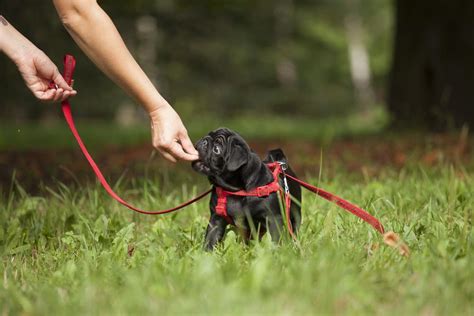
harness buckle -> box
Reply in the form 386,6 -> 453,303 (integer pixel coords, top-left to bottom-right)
277,161 -> 288,171
282,175 -> 290,194
256,187 -> 271,197
277,161 -> 290,194
215,204 -> 226,216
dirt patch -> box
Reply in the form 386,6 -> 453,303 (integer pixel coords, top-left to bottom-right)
0,134 -> 472,193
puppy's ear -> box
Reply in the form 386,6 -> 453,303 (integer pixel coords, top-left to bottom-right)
227,143 -> 249,171
265,148 -> 287,163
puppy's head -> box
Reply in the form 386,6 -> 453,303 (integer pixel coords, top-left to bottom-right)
192,128 -> 250,178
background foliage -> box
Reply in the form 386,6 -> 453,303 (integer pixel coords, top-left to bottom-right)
0,0 -> 392,120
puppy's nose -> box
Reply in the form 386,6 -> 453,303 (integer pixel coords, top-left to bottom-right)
195,139 -> 208,152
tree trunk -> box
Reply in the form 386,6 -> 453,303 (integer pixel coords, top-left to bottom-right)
345,0 -> 375,113
116,15 -> 160,126
274,0 -> 297,88
388,0 -> 474,130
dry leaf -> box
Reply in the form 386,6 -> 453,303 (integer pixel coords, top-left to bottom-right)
365,242 -> 380,256
398,243 -> 410,257
127,244 -> 135,257
383,231 -> 410,257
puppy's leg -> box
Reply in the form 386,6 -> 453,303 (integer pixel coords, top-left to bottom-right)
266,215 -> 285,243
203,214 -> 228,251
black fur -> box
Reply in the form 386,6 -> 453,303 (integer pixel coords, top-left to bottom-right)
192,128 -> 302,251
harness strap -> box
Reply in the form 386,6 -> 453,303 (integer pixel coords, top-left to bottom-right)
59,54 -> 212,215
214,163 -> 282,220
215,187 -> 232,223
215,163 -> 296,238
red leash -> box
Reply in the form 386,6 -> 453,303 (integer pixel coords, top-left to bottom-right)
58,55 -> 391,241
214,162 -> 384,237
286,174 -> 385,234
58,55 -> 212,215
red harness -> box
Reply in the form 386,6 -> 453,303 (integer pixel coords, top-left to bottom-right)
55,54 -> 386,239
215,162 -> 296,237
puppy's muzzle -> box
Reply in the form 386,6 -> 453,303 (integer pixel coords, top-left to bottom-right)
192,138 -> 211,175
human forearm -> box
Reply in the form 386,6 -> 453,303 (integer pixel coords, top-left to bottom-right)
52,0 -> 167,113
53,1 -> 198,161
0,15 -> 35,62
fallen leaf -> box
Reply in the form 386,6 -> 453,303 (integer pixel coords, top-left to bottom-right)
127,244 -> 135,257
383,231 -> 410,257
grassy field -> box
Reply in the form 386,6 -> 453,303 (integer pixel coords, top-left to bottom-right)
1,113 -> 473,314
0,111 -> 388,150
0,162 -> 472,315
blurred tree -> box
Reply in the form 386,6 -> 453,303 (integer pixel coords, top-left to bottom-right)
274,0 -> 297,89
389,0 -> 474,129
344,0 -> 375,114
0,0 -> 393,121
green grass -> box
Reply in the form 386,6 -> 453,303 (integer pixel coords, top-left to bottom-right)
0,110 -> 388,150
0,164 -> 472,315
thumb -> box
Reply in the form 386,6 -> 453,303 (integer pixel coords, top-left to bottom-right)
180,133 -> 199,157
52,68 -> 73,91
168,141 -> 199,162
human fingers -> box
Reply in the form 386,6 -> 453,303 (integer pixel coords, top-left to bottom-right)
167,141 -> 200,162
60,89 -> 78,101
158,148 -> 178,163
36,89 -> 56,102
152,136 -> 184,162
51,69 -> 73,91
34,52 -> 73,92
52,88 -> 64,102
179,132 -> 199,157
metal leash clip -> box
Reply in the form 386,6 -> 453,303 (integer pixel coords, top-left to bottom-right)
277,161 -> 288,171
277,161 -> 290,194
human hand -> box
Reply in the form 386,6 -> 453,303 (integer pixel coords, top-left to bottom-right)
0,15 -> 77,102
14,47 -> 77,102
149,105 -> 199,162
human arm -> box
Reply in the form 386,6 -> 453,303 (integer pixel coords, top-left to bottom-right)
0,15 -> 76,102
52,0 -> 198,162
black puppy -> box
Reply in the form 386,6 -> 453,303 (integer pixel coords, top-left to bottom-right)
192,128 -> 302,251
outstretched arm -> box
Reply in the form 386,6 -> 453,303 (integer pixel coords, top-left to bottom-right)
52,0 -> 199,162
0,15 -> 76,102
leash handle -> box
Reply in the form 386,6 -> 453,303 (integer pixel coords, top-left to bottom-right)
286,174 -> 385,234
62,55 -> 76,86
60,55 -> 211,215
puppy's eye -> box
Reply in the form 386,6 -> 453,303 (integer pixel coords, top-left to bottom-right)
213,145 -> 221,155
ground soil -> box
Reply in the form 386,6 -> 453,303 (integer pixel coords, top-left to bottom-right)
0,134 -> 471,193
